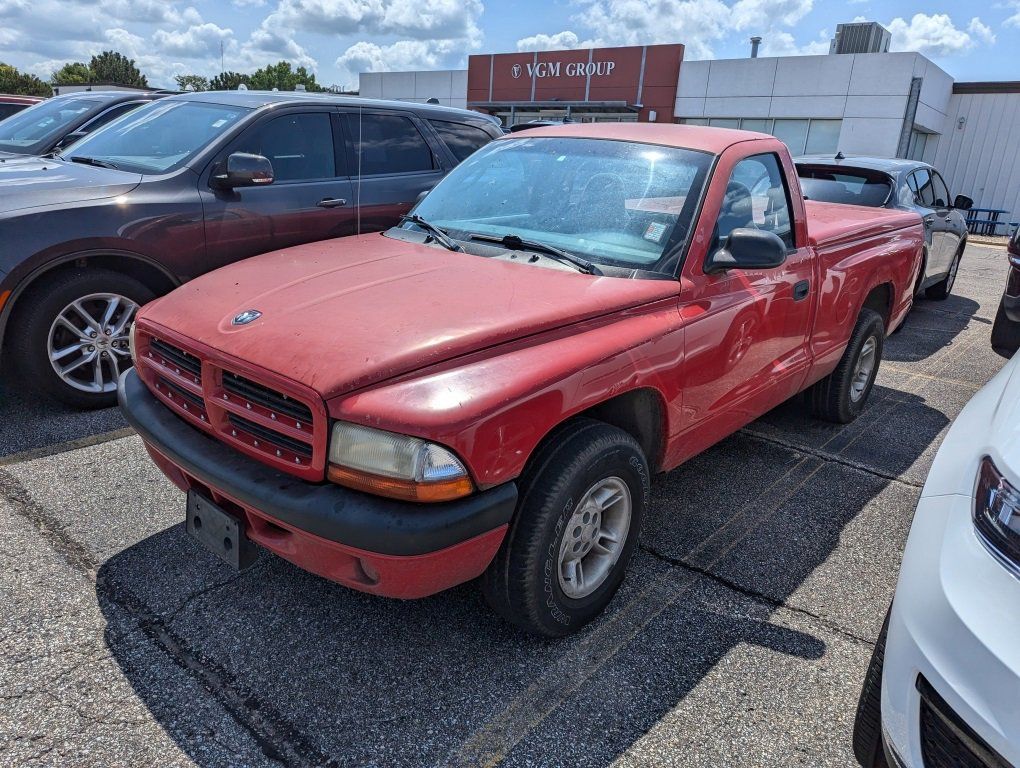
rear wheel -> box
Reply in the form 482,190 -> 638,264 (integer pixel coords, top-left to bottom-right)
853,607 -> 891,767
925,245 -> 963,300
808,308 -> 885,424
481,419 -> 648,637
9,268 -> 153,409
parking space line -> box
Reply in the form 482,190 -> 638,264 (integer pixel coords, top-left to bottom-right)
442,456 -> 825,768
0,427 -> 135,467
880,365 -> 981,391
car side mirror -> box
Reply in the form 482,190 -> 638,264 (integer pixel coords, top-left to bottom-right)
953,194 -> 974,211
55,130 -> 88,150
414,188 -> 430,206
705,229 -> 788,274
211,152 -> 274,190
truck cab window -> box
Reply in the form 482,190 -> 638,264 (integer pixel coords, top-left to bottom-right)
716,153 -> 794,250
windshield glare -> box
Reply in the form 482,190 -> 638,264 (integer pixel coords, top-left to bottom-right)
409,137 -> 713,274
64,100 -> 251,174
0,97 -> 101,154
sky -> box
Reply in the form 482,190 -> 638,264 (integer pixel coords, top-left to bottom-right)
0,0 -> 1013,90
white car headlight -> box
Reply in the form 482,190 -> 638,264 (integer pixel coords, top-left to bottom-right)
974,456 -> 1020,573
128,321 -> 138,366
327,421 -> 473,502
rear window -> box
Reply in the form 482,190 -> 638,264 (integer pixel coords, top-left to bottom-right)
429,120 -> 494,163
345,113 -> 434,175
797,166 -> 893,208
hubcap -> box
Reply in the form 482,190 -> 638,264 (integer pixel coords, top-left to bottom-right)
850,336 -> 878,403
47,293 -> 138,394
557,477 -> 632,599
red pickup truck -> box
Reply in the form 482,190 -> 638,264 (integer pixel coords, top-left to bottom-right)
119,124 -> 923,636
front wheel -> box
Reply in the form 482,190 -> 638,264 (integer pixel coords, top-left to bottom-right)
852,607 -> 890,767
8,268 -> 153,409
481,419 -> 649,637
808,308 -> 885,424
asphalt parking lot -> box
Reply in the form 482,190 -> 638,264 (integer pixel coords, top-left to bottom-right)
0,242 -> 1008,767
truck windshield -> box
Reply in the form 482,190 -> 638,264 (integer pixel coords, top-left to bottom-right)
61,100 -> 251,175
797,166 -> 893,208
0,97 -> 102,155
408,137 -> 714,274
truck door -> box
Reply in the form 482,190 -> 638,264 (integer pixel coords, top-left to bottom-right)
679,151 -> 815,446
200,109 -> 354,271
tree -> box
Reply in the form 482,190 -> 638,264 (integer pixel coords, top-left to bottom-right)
51,61 -> 92,85
174,74 -> 209,92
209,71 -> 248,91
0,63 -> 52,97
247,61 -> 324,92
88,51 -> 148,88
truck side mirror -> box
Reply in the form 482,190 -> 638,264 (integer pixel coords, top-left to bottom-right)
953,194 -> 974,211
705,229 -> 787,274
211,152 -> 274,190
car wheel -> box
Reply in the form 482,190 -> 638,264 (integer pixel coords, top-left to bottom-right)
481,418 -> 649,637
925,246 -> 963,300
9,268 -> 153,409
853,607 -> 891,767
808,308 -> 885,424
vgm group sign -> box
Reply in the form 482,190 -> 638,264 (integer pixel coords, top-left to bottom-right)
512,60 -> 618,79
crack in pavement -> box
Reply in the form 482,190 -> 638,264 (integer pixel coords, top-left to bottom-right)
0,467 -> 328,768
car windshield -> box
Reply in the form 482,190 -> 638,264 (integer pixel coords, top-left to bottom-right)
797,166 -> 893,208
0,97 -> 102,154
62,100 -> 251,174
407,136 -> 714,274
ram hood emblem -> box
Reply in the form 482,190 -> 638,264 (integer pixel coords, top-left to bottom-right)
232,309 -> 262,326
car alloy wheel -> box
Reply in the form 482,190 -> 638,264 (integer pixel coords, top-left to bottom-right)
557,476 -> 632,599
47,292 -> 138,394
850,336 -> 878,403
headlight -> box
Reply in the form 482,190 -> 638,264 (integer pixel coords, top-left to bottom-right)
327,422 -> 474,502
128,321 -> 138,366
974,457 -> 1020,572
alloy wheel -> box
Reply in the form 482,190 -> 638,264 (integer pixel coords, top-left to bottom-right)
47,293 -> 138,394
557,476 -> 632,599
850,336 -> 878,403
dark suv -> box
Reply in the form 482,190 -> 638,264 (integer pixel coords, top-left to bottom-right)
0,91 -> 502,407
0,90 -> 167,158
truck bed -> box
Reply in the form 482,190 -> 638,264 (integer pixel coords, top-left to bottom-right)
804,199 -> 922,249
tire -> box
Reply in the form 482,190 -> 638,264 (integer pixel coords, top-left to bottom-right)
852,606 -> 891,767
481,418 -> 649,637
808,308 -> 885,424
8,268 -> 154,409
925,244 -> 963,300
991,298 -> 1020,359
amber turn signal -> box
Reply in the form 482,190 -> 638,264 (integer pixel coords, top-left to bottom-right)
327,464 -> 474,502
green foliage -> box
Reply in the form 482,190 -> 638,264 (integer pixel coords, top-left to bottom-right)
209,71 -> 248,91
247,61 -> 324,92
174,74 -> 209,92
0,62 -> 52,97
51,61 -> 92,86
88,51 -> 148,88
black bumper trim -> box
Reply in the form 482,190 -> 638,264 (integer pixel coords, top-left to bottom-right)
119,369 -> 518,557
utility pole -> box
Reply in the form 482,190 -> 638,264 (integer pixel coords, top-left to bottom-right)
220,40 -> 224,75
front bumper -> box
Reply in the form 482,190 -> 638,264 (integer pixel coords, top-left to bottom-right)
881,492 -> 1020,767
119,369 -> 518,598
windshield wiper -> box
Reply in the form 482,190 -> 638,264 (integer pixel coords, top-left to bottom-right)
470,233 -> 602,276
69,155 -> 118,170
400,213 -> 462,252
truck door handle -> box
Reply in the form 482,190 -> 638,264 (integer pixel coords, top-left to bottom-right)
317,197 -> 347,208
924,215 -> 936,224
793,280 -> 810,301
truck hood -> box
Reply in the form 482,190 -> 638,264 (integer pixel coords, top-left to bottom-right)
0,156 -> 141,213
140,234 -> 682,399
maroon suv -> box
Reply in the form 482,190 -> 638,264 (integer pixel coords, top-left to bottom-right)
0,90 -> 501,407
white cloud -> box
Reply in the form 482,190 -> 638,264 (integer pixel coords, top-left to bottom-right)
154,21 -> 234,58
759,29 -> 830,56
730,0 -> 812,31
887,13 -> 993,57
515,31 -> 586,51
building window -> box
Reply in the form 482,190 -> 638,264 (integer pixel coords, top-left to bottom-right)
678,117 -> 843,155
908,129 -> 932,161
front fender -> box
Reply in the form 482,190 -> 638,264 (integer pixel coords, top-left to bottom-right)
328,300 -> 685,488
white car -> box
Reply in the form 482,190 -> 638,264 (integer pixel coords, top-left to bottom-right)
852,350 -> 1020,767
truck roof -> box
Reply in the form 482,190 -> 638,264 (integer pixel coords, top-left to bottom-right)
501,122 -> 772,154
